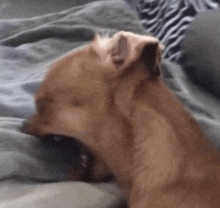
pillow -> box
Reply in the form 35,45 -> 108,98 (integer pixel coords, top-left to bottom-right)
135,0 -> 220,62
180,10 -> 220,99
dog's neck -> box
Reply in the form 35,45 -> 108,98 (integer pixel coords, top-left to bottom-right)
115,78 -> 220,207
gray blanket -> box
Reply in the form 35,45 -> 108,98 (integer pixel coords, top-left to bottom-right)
1,1 -> 220,207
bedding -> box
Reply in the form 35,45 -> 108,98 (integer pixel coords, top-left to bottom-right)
126,0 -> 220,62
180,10 -> 220,99
1,0 -> 220,207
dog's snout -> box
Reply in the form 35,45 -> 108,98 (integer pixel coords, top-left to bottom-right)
22,119 -> 29,128
21,119 -> 30,134
21,118 -> 37,136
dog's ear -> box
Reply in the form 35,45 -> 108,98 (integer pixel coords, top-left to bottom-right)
111,32 -> 164,77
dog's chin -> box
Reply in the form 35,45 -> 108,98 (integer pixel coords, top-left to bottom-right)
39,134 -> 114,183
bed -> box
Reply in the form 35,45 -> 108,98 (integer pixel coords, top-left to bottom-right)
1,0 -> 220,207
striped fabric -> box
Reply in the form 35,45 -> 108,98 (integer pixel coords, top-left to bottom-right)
125,0 -> 220,62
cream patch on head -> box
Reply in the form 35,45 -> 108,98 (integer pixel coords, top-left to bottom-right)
90,34 -> 115,69
93,34 -> 111,51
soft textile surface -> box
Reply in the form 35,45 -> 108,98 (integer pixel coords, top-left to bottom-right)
126,0 -> 220,62
1,1 -> 220,207
180,10 -> 220,99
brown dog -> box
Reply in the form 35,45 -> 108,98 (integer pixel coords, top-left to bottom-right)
22,31 -> 220,207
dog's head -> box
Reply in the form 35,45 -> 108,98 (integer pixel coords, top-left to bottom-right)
22,31 -> 164,183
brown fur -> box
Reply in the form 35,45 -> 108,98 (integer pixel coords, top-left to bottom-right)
22,31 -> 220,207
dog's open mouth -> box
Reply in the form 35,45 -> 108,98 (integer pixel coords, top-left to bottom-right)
40,134 -> 114,182
40,134 -> 91,181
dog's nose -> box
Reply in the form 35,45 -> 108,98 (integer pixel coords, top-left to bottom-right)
21,119 -> 36,135
22,119 -> 28,127
20,119 -> 29,134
